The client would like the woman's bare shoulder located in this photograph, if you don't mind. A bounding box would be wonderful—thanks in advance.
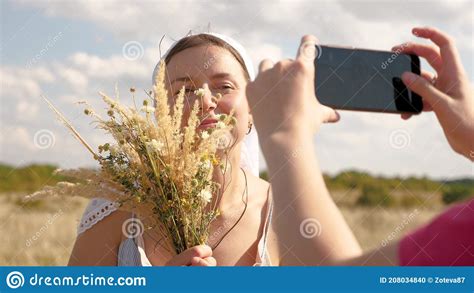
[68,210,132,266]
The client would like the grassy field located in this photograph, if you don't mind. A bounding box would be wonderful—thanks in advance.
[1,163,470,265]
[0,191,442,266]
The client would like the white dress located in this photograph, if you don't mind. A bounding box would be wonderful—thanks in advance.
[77,188,274,266]
[117,195,273,266]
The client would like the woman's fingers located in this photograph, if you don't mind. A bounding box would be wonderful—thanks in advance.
[321,105,340,123]
[412,27,464,75]
[391,42,442,72]
[203,256,217,266]
[400,113,412,120]
[401,71,449,113]
[420,70,435,82]
[399,71,436,121]
[166,244,212,266]
[259,59,274,73]
[190,256,216,266]
[296,34,318,64]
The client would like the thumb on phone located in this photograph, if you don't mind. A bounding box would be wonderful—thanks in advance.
[401,72,450,113]
[320,105,340,123]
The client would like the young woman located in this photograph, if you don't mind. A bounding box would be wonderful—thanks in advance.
[68,32,360,266]
[248,26,474,266]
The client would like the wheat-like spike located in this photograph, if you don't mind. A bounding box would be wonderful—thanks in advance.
[183,100,200,149]
[153,61,171,127]
[40,95,98,158]
[172,86,185,131]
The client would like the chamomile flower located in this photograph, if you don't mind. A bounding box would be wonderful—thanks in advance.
[201,131,210,140]
[199,160,212,170]
[194,88,206,97]
[141,106,155,113]
[199,189,212,203]
[146,139,164,152]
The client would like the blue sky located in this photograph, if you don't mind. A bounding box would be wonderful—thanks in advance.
[1,0,472,179]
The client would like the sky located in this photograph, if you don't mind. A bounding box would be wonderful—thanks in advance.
[0,0,473,179]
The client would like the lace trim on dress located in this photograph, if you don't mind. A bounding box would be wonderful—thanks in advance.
[77,198,119,235]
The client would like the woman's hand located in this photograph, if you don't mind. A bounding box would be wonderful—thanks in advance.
[246,35,339,145]
[393,27,474,160]
[165,245,216,266]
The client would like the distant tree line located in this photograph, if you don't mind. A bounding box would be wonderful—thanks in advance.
[1,163,472,206]
[259,169,474,206]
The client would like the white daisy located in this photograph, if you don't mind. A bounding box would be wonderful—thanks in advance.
[146,139,163,152]
[199,189,212,203]
[201,131,210,139]
[140,106,155,113]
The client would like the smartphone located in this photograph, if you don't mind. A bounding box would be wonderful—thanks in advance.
[314,45,423,114]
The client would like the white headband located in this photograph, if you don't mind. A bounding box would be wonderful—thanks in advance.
[152,32,260,177]
[152,32,256,83]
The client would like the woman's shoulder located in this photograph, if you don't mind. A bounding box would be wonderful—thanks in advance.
[68,210,132,266]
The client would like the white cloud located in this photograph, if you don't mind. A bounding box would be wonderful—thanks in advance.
[247,43,283,71]
[0,126,35,152]
[57,67,89,93]
[2,0,473,178]
[68,51,152,80]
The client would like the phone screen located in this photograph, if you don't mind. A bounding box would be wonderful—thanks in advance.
[314,45,423,113]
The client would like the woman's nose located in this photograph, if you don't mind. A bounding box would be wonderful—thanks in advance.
[200,85,218,112]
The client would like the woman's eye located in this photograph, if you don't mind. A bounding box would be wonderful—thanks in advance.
[215,84,233,93]
[221,84,233,90]
[175,88,194,96]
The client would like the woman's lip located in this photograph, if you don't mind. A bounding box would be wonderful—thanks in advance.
[198,123,216,130]
[199,118,218,127]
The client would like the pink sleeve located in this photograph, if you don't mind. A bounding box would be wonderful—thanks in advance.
[399,198,474,266]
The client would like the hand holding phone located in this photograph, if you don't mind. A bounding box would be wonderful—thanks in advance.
[396,27,474,160]
[247,35,340,141]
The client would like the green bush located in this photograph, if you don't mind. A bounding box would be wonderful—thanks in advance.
[0,163,77,193]
[442,185,473,204]
[399,195,423,208]
[356,184,395,207]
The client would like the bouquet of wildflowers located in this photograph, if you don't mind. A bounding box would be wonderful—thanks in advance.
[29,61,236,254]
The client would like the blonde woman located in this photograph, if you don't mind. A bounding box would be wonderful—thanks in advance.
[68,32,359,266]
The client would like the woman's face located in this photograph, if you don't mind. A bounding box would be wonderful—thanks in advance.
[165,45,250,144]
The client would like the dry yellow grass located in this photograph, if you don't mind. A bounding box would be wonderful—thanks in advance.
[0,192,441,266]
[0,193,88,266]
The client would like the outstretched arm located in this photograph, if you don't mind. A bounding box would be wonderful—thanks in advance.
[247,35,361,266]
